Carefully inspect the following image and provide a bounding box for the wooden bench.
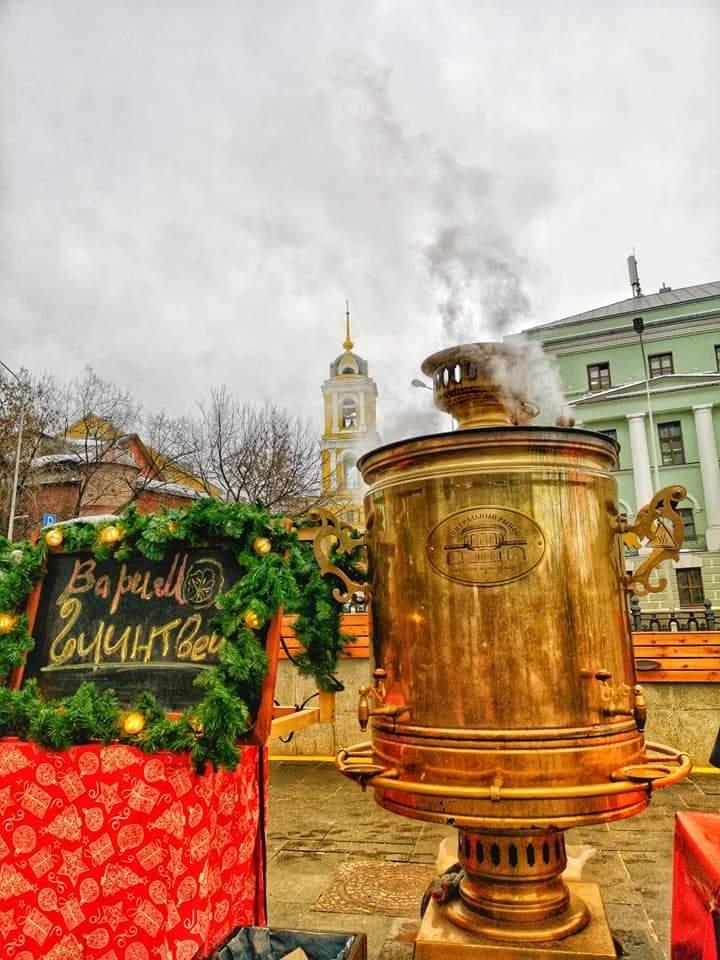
[281,613,720,683]
[279,612,370,660]
[632,632,720,682]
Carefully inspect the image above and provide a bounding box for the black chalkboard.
[23,545,242,711]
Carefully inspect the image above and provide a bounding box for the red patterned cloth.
[672,812,720,960]
[0,739,266,960]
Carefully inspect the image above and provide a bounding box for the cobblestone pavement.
[266,761,720,960]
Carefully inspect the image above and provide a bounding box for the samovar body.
[361,425,647,829]
[335,343,689,950]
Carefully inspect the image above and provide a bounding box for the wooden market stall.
[0,505,348,959]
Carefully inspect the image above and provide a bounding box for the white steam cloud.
[489,339,567,424]
[339,66,553,441]
[425,227,531,343]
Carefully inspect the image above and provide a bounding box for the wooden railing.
[280,614,720,683]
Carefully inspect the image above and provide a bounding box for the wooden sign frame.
[13,544,244,705]
[12,544,332,748]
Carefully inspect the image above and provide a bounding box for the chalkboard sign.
[23,546,242,711]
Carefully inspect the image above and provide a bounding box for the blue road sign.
[42,513,58,528]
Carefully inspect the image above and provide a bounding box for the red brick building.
[17,417,206,536]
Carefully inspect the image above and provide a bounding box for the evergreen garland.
[0,538,45,676]
[0,500,360,770]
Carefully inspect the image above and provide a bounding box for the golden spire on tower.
[343,299,354,351]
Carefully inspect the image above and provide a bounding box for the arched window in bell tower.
[340,356,359,375]
[341,397,357,429]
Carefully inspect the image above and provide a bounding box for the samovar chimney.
[421,342,537,428]
[336,341,690,958]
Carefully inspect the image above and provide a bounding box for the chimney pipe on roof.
[627,254,643,298]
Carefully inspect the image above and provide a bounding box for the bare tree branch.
[0,369,62,533]
[56,367,142,516]
[192,390,340,516]
[1,366,200,531]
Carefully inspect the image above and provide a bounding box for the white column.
[626,413,653,513]
[693,404,720,551]
[331,395,339,432]
[359,391,367,430]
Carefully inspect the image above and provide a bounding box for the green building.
[519,280,720,614]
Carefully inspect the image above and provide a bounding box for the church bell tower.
[320,304,380,527]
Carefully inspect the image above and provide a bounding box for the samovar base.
[453,827,590,938]
[415,884,616,960]
[445,891,589,943]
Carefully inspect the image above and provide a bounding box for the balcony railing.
[342,597,718,632]
[629,596,717,632]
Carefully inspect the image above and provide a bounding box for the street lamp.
[632,317,661,491]
[410,378,455,430]
[0,360,26,542]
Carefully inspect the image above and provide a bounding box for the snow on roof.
[31,452,83,469]
[139,478,207,499]
[48,514,120,527]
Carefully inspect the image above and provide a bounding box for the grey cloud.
[0,0,718,443]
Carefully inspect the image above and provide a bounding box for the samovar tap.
[358,668,408,730]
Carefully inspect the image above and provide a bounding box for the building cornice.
[322,378,378,395]
[569,376,720,406]
[320,435,381,447]
[536,311,720,353]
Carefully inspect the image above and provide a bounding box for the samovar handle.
[616,485,686,597]
[297,507,368,603]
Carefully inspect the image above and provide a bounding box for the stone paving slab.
[265,761,720,960]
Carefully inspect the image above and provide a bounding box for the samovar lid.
[357,423,619,482]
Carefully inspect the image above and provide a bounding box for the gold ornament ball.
[166,521,177,534]
[45,528,64,547]
[0,612,17,634]
[243,610,264,630]
[99,525,123,545]
[253,536,272,556]
[122,712,146,735]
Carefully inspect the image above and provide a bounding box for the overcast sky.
[2,0,719,438]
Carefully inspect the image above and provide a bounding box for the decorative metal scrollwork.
[299,507,367,604]
[618,485,686,597]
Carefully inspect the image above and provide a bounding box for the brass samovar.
[331,342,690,959]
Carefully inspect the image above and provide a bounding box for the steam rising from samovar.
[332,342,690,958]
